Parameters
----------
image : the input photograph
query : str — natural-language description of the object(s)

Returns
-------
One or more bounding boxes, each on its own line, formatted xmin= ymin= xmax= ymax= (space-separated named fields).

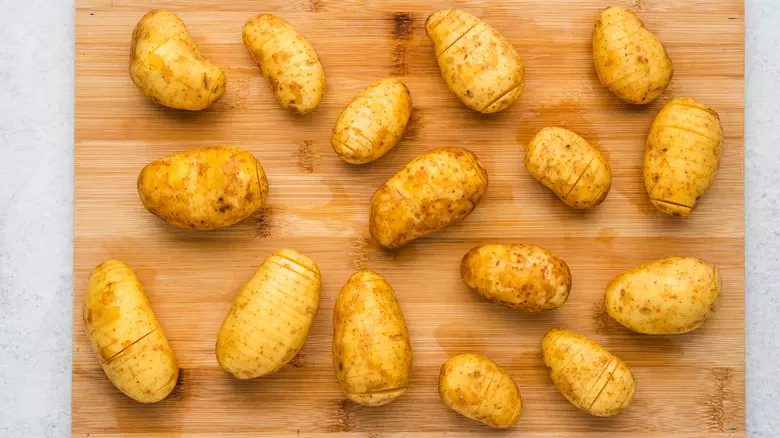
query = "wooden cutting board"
xmin=73 ymin=0 xmax=745 ymax=436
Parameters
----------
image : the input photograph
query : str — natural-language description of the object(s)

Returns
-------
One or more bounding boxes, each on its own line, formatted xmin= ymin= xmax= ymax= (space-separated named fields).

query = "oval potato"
xmin=129 ymin=9 xmax=226 ymax=110
xmin=333 ymin=270 xmax=413 ymax=406
xmin=592 ymin=6 xmax=673 ymax=104
xmin=331 ymin=78 xmax=413 ymax=164
xmin=525 ymin=127 xmax=611 ymax=209
xmin=137 ymin=146 xmax=268 ymax=230
xmin=439 ymin=353 xmax=522 ymax=428
xmin=461 ymin=244 xmax=571 ymax=311
xmin=605 ymin=257 xmax=721 ymax=334
xmin=216 ymin=249 xmax=321 ymax=379
xmin=369 ymin=147 xmax=488 ymax=249
xmin=542 ymin=328 xmax=635 ymax=417
xmin=644 ymin=98 xmax=723 ymax=216
xmin=83 ymin=260 xmax=178 ymax=403
xmin=426 ymin=9 xmax=524 ymax=113
xmin=243 ymin=14 xmax=326 ymax=114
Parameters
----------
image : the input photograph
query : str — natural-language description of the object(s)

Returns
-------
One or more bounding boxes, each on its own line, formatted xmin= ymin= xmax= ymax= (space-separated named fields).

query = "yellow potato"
xmin=592 ymin=6 xmax=673 ymax=104
xmin=369 ymin=147 xmax=488 ymax=249
xmin=606 ymin=257 xmax=721 ymax=334
xmin=426 ymin=9 xmax=524 ymax=114
xmin=216 ymin=249 xmax=321 ymax=379
xmin=644 ymin=98 xmax=723 ymax=216
xmin=129 ymin=9 xmax=226 ymax=110
xmin=333 ymin=270 xmax=412 ymax=406
xmin=331 ymin=78 xmax=412 ymax=164
xmin=439 ymin=353 xmax=522 ymax=428
xmin=461 ymin=244 xmax=571 ymax=311
xmin=525 ymin=127 xmax=611 ymax=209
xmin=137 ymin=146 xmax=268 ymax=230
xmin=83 ymin=261 xmax=178 ymax=403
xmin=243 ymin=14 xmax=326 ymax=114
xmin=542 ymin=328 xmax=635 ymax=417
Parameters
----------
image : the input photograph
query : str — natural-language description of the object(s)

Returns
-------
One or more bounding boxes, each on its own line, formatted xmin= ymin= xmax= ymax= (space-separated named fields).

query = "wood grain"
xmin=74 ymin=0 xmax=745 ymax=435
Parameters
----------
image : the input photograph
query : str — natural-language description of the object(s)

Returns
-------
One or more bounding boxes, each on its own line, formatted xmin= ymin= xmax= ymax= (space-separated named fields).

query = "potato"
xmin=592 ymin=6 xmax=673 ymax=104
xmin=137 ymin=146 xmax=268 ymax=230
xmin=542 ymin=328 xmax=635 ymax=417
xmin=605 ymin=257 xmax=721 ymax=334
xmin=426 ymin=9 xmax=524 ymax=114
xmin=129 ymin=10 xmax=226 ymax=110
xmin=216 ymin=249 xmax=321 ymax=379
xmin=333 ymin=270 xmax=412 ymax=406
xmin=83 ymin=261 xmax=178 ymax=403
xmin=461 ymin=244 xmax=571 ymax=311
xmin=369 ymin=148 xmax=488 ymax=249
xmin=525 ymin=127 xmax=611 ymax=209
xmin=243 ymin=14 xmax=326 ymax=114
xmin=439 ymin=353 xmax=522 ymax=428
xmin=644 ymin=98 xmax=723 ymax=216
xmin=331 ymin=78 xmax=412 ymax=164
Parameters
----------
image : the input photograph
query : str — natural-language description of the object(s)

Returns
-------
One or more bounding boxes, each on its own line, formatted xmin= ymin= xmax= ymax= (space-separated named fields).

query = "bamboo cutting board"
xmin=73 ymin=0 xmax=745 ymax=436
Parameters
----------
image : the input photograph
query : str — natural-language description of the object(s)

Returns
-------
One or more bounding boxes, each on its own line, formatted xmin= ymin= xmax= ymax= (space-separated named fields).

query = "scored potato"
xmin=369 ymin=147 xmax=488 ymax=249
xmin=439 ymin=353 xmax=522 ymax=428
xmin=137 ymin=146 xmax=268 ymax=230
xmin=461 ymin=244 xmax=571 ymax=311
xmin=83 ymin=260 xmax=178 ymax=403
xmin=525 ymin=127 xmax=611 ymax=209
xmin=592 ymin=6 xmax=673 ymax=104
xmin=243 ymin=14 xmax=326 ymax=114
xmin=542 ymin=328 xmax=635 ymax=416
xmin=333 ymin=270 xmax=412 ymax=406
xmin=331 ymin=78 xmax=413 ymax=164
xmin=644 ymin=98 xmax=723 ymax=216
xmin=216 ymin=249 xmax=321 ymax=379
xmin=606 ymin=257 xmax=722 ymax=334
xmin=129 ymin=9 xmax=226 ymax=110
xmin=426 ymin=9 xmax=524 ymax=113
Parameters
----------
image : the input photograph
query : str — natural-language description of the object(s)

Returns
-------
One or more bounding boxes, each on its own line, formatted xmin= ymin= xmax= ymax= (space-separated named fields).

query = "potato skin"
xmin=542 ymin=328 xmax=635 ymax=417
xmin=83 ymin=261 xmax=178 ymax=403
xmin=331 ymin=78 xmax=412 ymax=164
xmin=333 ymin=270 xmax=412 ymax=406
xmin=137 ymin=146 xmax=268 ymax=230
xmin=439 ymin=353 xmax=522 ymax=428
xmin=461 ymin=244 xmax=571 ymax=311
xmin=592 ymin=6 xmax=673 ymax=104
xmin=606 ymin=257 xmax=721 ymax=334
xmin=644 ymin=98 xmax=723 ymax=216
xmin=369 ymin=148 xmax=488 ymax=249
xmin=243 ymin=14 xmax=326 ymax=114
xmin=426 ymin=9 xmax=524 ymax=114
xmin=216 ymin=249 xmax=321 ymax=379
xmin=129 ymin=10 xmax=226 ymax=110
xmin=525 ymin=127 xmax=611 ymax=209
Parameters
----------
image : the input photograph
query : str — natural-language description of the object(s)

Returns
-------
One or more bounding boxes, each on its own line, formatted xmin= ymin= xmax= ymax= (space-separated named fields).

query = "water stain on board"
xmin=515 ymin=97 xmax=599 ymax=147
xmin=596 ymin=228 xmax=617 ymax=247
xmin=434 ymin=322 xmax=486 ymax=356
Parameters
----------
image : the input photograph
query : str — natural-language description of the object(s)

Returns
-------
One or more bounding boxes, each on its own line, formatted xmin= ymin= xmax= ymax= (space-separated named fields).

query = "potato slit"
xmin=229 ymin=323 xmax=284 ymax=367
xmin=656 ymin=124 xmax=720 ymax=143
xmin=555 ymin=342 xmax=588 ymax=373
xmin=473 ymin=371 xmax=498 ymax=417
xmin=563 ymin=155 xmax=597 ymax=198
xmin=342 ymin=125 xmax=377 ymax=148
xmin=102 ymin=328 xmax=158 ymax=364
xmin=436 ymin=21 xmax=481 ymax=59
xmin=669 ymin=100 xmax=716 ymax=115
xmin=140 ymin=35 xmax=177 ymax=63
xmin=426 ymin=9 xmax=455 ymax=33
xmin=604 ymin=65 xmax=649 ymax=88
xmin=273 ymin=252 xmax=320 ymax=278
xmin=350 ymin=386 xmax=406 ymax=395
xmin=582 ymin=357 xmax=616 ymax=403
xmin=650 ymin=198 xmax=695 ymax=209
xmin=266 ymin=259 xmax=318 ymax=283
xmin=479 ymin=82 xmax=522 ymax=113
xmin=586 ymin=363 xmax=620 ymax=411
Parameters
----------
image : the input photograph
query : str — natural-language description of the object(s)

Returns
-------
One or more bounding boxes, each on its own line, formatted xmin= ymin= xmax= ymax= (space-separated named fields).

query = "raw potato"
xmin=83 ymin=261 xmax=178 ymax=403
xmin=439 ymin=353 xmax=522 ymax=428
xmin=129 ymin=9 xmax=226 ymax=110
xmin=525 ymin=127 xmax=611 ymax=209
xmin=644 ymin=98 xmax=723 ymax=216
xmin=216 ymin=249 xmax=321 ymax=379
xmin=606 ymin=257 xmax=721 ymax=334
xmin=333 ymin=270 xmax=412 ymax=406
xmin=461 ymin=244 xmax=571 ymax=311
xmin=243 ymin=14 xmax=326 ymax=114
xmin=592 ymin=6 xmax=673 ymax=104
xmin=426 ymin=9 xmax=524 ymax=113
xmin=369 ymin=147 xmax=488 ymax=249
xmin=137 ymin=146 xmax=268 ymax=230
xmin=542 ymin=328 xmax=635 ymax=417
xmin=331 ymin=78 xmax=413 ymax=164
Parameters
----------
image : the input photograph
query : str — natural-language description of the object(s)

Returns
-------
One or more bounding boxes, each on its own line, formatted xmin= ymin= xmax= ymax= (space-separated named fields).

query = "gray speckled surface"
xmin=0 ymin=0 xmax=775 ymax=436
